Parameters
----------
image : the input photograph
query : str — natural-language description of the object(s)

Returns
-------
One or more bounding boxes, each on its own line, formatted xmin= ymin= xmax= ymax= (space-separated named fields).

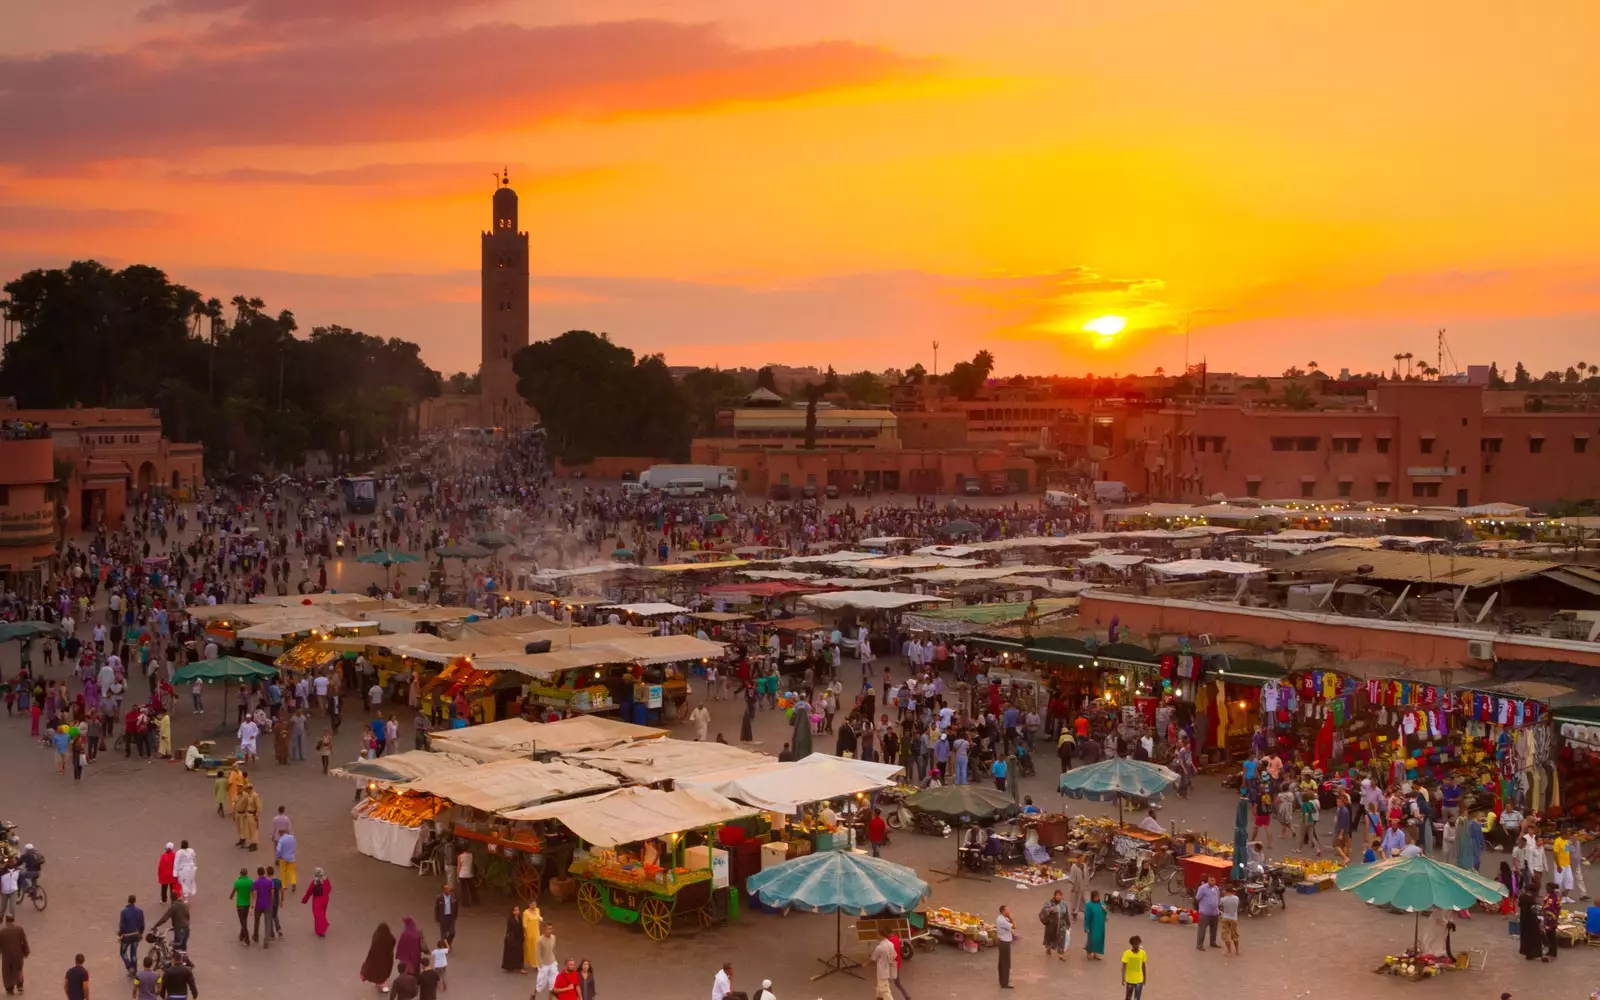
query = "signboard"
xmin=634 ymin=683 xmax=664 ymax=709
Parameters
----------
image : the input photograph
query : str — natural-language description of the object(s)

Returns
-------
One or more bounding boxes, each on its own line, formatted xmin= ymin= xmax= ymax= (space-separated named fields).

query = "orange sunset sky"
xmin=3 ymin=1 xmax=1598 ymax=378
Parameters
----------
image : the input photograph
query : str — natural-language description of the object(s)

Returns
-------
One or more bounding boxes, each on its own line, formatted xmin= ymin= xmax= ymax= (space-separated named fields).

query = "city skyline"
xmin=3 ymin=1 xmax=1598 ymax=378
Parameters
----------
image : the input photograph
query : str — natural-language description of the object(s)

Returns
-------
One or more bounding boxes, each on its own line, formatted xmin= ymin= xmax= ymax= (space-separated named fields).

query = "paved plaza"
xmin=0 ymin=578 xmax=1592 ymax=999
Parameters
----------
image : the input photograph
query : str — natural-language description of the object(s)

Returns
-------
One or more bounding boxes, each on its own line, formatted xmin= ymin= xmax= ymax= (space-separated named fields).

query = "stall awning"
xmin=1211 ymin=657 xmax=1288 ymax=686
xmin=330 ymin=750 xmax=485 ymax=786
xmin=675 ymin=752 xmax=903 ymax=813
xmin=399 ymin=758 xmax=620 ymax=813
xmin=501 ymin=786 xmax=759 ymax=847
xmin=427 ymin=716 xmax=665 ymax=760
xmin=599 ymin=603 xmax=690 ymax=617
xmin=563 ymin=739 xmax=774 ymax=784
xmin=802 ymin=592 xmax=952 ymax=611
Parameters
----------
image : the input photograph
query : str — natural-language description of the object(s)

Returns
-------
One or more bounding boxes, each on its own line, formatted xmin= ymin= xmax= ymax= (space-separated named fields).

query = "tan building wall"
xmin=0 ymin=436 xmax=56 ymax=577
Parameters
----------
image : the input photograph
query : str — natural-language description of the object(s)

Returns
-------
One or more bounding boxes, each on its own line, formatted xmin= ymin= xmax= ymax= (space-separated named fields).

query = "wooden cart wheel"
xmin=512 ymin=860 xmax=542 ymax=904
xmin=694 ymin=905 xmax=715 ymax=928
xmin=639 ymin=897 xmax=672 ymax=940
xmin=576 ymin=881 xmax=604 ymax=924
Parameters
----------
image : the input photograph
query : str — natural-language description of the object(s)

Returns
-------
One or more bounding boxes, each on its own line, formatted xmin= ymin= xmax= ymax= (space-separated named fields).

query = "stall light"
xmin=1237 ymin=701 xmax=1246 ymax=710
xmin=367 ymin=781 xmax=376 ymax=792
xmin=1103 ymin=691 xmax=1114 ymax=701
xmin=1118 ymin=674 xmax=1127 ymax=683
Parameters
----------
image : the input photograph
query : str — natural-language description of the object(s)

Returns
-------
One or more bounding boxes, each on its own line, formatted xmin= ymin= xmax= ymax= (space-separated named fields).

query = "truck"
xmin=1091 ymin=480 xmax=1129 ymax=504
xmin=338 ymin=475 xmax=378 ymax=514
xmin=638 ymin=465 xmax=738 ymax=494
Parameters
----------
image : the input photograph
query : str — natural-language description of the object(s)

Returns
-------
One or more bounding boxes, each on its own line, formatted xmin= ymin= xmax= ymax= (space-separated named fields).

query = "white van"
xmin=664 ymin=478 xmax=708 ymax=498
xmin=621 ymin=482 xmax=650 ymax=498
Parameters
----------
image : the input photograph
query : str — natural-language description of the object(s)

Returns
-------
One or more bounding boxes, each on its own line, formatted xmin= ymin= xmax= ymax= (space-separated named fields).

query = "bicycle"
xmin=17 ymin=881 xmax=46 ymax=912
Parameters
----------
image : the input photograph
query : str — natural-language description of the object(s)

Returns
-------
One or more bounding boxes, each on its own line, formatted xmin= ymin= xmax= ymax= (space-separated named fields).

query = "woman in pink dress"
xmin=301 ymin=867 xmax=332 ymax=936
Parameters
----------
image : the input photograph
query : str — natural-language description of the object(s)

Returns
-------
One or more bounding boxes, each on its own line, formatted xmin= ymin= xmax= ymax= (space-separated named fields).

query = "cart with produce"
xmin=454 ymin=824 xmax=549 ymax=904
xmin=501 ymin=785 xmax=758 ymax=942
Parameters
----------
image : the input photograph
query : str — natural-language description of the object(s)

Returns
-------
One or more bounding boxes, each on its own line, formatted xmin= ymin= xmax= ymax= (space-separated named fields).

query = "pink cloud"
xmin=0 ymin=21 xmax=930 ymax=165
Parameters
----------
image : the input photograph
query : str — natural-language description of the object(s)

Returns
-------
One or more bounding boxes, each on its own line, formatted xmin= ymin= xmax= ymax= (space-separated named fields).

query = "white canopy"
xmin=911 ymin=544 xmax=979 ymax=558
xmin=904 ymin=564 xmax=1065 ymax=584
xmin=330 ymin=750 xmax=485 ymax=786
xmin=857 ymin=536 xmax=913 ymax=547
xmin=563 ymin=739 xmax=773 ymax=784
xmin=427 ymin=716 xmax=664 ymax=760
xmin=399 ymin=758 xmax=620 ymax=814
xmin=1146 ymin=559 xmax=1267 ymax=577
xmin=502 ymin=785 xmax=758 ymax=847
xmin=802 ymin=591 xmax=953 ymax=611
xmin=599 ymin=603 xmax=690 ymax=617
xmin=1078 ymin=553 xmax=1148 ymax=569
xmin=849 ymin=556 xmax=982 ymax=572
xmin=777 ymin=551 xmax=882 ymax=565
xmin=677 ymin=752 xmax=903 ymax=812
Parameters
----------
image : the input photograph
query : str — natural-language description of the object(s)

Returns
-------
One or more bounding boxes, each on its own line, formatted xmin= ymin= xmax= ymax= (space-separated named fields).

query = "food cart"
xmin=398 ymin=758 xmax=621 ymax=904
xmin=504 ymin=786 xmax=759 ymax=940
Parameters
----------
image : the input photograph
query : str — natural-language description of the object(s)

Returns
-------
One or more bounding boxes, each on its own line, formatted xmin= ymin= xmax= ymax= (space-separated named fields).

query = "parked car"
xmin=802 ymin=484 xmax=818 ymax=500
xmin=963 ymin=480 xmax=982 ymax=496
xmin=825 ymin=484 xmax=840 ymax=499
xmin=620 ymin=469 xmax=637 ymax=482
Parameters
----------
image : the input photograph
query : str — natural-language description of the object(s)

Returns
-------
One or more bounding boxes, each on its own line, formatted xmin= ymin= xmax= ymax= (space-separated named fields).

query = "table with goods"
xmin=924 ymin=906 xmax=998 ymax=952
xmin=351 ymin=792 xmax=449 ymax=867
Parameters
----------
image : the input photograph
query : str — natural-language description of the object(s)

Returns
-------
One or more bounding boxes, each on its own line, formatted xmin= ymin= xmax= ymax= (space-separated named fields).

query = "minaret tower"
xmin=480 ymin=168 xmax=530 ymax=427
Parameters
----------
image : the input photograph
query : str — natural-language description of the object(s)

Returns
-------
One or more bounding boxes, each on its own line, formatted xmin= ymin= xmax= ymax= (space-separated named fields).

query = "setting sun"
xmin=1083 ymin=315 xmax=1127 ymax=337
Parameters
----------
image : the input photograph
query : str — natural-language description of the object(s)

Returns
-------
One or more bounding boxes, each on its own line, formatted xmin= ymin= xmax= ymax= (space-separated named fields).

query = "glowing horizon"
xmin=2 ymin=2 xmax=1597 ymax=379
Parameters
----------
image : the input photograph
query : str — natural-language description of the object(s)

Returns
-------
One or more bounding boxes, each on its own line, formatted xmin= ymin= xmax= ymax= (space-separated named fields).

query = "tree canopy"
xmin=0 ymin=260 xmax=440 ymax=470
xmin=513 ymin=330 xmax=690 ymax=463
xmin=941 ymin=349 xmax=996 ymax=400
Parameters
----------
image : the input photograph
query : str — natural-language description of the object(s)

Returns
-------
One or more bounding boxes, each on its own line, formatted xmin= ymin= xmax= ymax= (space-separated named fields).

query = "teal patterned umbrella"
xmin=747 ymin=848 xmax=929 ymax=979
xmin=1059 ymin=757 xmax=1178 ymax=827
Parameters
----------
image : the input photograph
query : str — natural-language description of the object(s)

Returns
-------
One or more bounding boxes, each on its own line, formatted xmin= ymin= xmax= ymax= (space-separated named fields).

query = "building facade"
xmin=1099 ymin=383 xmax=1600 ymax=506
xmin=0 ymin=431 xmax=56 ymax=579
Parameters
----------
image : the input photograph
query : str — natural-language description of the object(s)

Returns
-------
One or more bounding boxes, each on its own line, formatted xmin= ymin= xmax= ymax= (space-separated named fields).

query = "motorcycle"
xmin=896 ymin=804 xmax=951 ymax=837
xmin=1240 ymin=866 xmax=1291 ymax=916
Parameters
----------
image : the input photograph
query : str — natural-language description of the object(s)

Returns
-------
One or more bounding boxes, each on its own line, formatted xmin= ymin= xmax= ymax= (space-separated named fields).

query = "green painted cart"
xmin=571 ymin=863 xmax=717 ymax=941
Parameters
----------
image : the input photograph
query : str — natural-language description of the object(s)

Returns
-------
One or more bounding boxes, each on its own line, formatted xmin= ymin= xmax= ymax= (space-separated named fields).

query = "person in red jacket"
xmin=158 ymin=843 xmax=178 ymax=903
xmin=551 ymin=959 xmax=581 ymax=1000
xmin=867 ymin=808 xmax=889 ymax=858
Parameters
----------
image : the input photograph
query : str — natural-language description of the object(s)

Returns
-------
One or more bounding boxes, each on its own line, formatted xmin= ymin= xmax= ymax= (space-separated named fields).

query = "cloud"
xmin=0 ymin=21 xmax=929 ymax=165
xmin=138 ymin=0 xmax=508 ymax=28
xmin=164 ymin=162 xmax=625 ymax=201
xmin=0 ymin=205 xmax=173 ymax=231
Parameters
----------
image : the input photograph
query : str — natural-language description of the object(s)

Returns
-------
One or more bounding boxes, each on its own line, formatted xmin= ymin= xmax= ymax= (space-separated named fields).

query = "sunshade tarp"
xmin=564 ymin=738 xmax=774 ymax=784
xmin=1333 ymin=854 xmax=1507 ymax=912
xmin=0 ymin=621 xmax=62 ymax=641
xmin=909 ymin=598 xmax=1079 ymax=626
xmin=427 ymin=716 xmax=665 ymax=759
xmin=502 ymin=785 xmax=758 ymax=847
xmin=574 ymin=633 xmax=726 ymax=665
xmin=903 ymin=784 xmax=1018 ymax=824
xmin=399 ymin=758 xmax=619 ymax=814
xmin=677 ymin=752 xmax=902 ymax=812
xmin=1059 ymin=758 xmax=1179 ymax=802
xmin=172 ymin=656 xmax=277 ymax=682
xmin=1146 ymin=559 xmax=1267 ymax=578
xmin=598 ymin=603 xmax=690 ymax=617
xmin=331 ymin=750 xmax=483 ymax=786
xmin=746 ymin=850 xmax=929 ymax=915
xmin=802 ymin=592 xmax=953 ymax=611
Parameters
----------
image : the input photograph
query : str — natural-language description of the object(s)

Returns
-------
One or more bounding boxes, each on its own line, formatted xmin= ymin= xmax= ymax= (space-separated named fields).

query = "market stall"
xmin=350 ymin=792 xmax=451 ymax=867
xmin=562 ymin=738 xmax=774 ymax=787
xmin=505 ymin=786 xmax=760 ymax=940
xmin=425 ymin=715 xmax=665 ymax=761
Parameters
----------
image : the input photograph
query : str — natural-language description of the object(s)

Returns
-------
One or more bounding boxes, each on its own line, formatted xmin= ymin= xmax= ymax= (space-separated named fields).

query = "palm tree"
xmin=1588 ymin=364 xmax=1598 ymax=380
xmin=1153 ymin=366 xmax=1165 ymax=377
xmin=1393 ymin=353 xmax=1404 ymax=378
xmin=1307 ymin=361 xmax=1319 ymax=371
xmin=1402 ymin=352 xmax=1415 ymax=378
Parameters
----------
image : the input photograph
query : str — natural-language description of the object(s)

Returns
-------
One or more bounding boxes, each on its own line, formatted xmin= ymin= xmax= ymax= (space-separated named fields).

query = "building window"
xmin=1300 ymin=480 xmax=1315 ymax=498
xmin=1529 ymin=437 xmax=1544 ymax=454
xmin=1210 ymin=436 xmax=1225 ymax=452
xmin=1419 ymin=437 xmax=1435 ymax=454
xmin=1296 ymin=437 xmax=1318 ymax=451
xmin=1270 ymin=437 xmax=1294 ymax=452
xmin=1456 ymin=488 xmax=1469 ymax=506
xmin=1376 ymin=437 xmax=1391 ymax=454
xmin=0 ymin=485 xmax=7 ymax=504
xmin=1411 ymin=481 xmax=1441 ymax=499
xmin=1338 ymin=480 xmax=1353 ymax=497
xmin=1578 ymin=437 xmax=1591 ymax=454
xmin=1480 ymin=437 xmax=1502 ymax=453
xmin=1245 ymin=480 xmax=1261 ymax=497
xmin=1374 ymin=480 xmax=1390 ymax=498
xmin=1331 ymin=437 xmax=1360 ymax=453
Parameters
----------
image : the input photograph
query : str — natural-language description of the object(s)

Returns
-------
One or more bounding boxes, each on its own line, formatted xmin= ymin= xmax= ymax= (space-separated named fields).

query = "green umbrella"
xmin=1058 ymin=757 xmax=1179 ymax=828
xmin=472 ymin=531 xmax=516 ymax=549
xmin=746 ymin=849 xmax=930 ymax=980
xmin=0 ymin=621 xmax=61 ymax=642
xmin=939 ymin=520 xmax=980 ymax=537
xmin=1333 ymin=854 xmax=1507 ymax=952
xmin=702 ymin=512 xmax=728 ymax=523
xmin=611 ymin=548 xmax=634 ymax=560
xmin=172 ymin=656 xmax=277 ymax=683
xmin=355 ymin=550 xmax=420 ymax=567
xmin=904 ymin=784 xmax=1017 ymax=824
xmin=436 ymin=543 xmax=491 ymax=560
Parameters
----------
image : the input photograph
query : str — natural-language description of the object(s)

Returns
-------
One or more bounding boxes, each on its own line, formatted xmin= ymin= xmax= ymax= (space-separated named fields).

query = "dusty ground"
xmin=1 ymin=556 xmax=1592 ymax=999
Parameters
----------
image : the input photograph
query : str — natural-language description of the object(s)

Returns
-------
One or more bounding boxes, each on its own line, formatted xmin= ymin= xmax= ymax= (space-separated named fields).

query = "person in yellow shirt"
xmin=1553 ymin=835 xmax=1574 ymax=898
xmin=1120 ymin=934 xmax=1148 ymax=1000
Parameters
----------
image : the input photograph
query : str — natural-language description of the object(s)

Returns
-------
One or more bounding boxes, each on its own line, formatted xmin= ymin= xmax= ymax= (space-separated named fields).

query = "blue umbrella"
xmin=1232 ymin=793 xmax=1250 ymax=880
xmin=747 ymin=848 xmax=930 ymax=980
xmin=1059 ymin=757 xmax=1179 ymax=827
